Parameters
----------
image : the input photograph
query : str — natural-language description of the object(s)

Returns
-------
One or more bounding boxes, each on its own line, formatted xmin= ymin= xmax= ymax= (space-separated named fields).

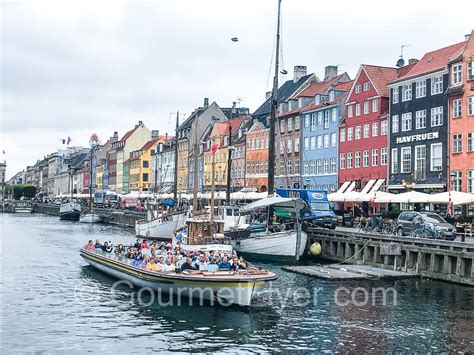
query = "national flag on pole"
xmin=67 ymin=137 xmax=71 ymax=145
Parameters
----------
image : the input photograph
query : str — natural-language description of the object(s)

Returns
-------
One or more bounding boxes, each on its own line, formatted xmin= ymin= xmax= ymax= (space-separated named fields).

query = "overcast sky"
xmin=2 ymin=0 xmax=473 ymax=178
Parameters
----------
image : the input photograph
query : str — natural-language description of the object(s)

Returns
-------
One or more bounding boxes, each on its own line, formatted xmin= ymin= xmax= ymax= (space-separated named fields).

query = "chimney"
xmin=136 ymin=120 xmax=143 ymax=127
xmin=324 ymin=65 xmax=338 ymax=81
xmin=231 ymin=101 xmax=237 ymax=118
xmin=203 ymin=98 xmax=209 ymax=108
xmin=165 ymin=132 xmax=168 ymax=141
xmin=408 ymin=58 xmax=419 ymax=65
xmin=151 ymin=130 xmax=159 ymax=139
xmin=293 ymin=65 xmax=307 ymax=82
xmin=266 ymin=91 xmax=272 ymax=100
xmin=112 ymin=131 xmax=118 ymax=140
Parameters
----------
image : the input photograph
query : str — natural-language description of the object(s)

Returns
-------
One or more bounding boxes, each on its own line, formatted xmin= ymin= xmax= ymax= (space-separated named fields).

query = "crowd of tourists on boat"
xmin=84 ymin=239 xmax=249 ymax=273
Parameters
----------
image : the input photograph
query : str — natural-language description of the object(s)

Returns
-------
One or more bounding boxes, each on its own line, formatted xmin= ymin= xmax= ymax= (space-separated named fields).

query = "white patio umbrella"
xmin=389 ymin=190 xmax=432 ymax=204
xmin=328 ymin=191 xmax=365 ymax=203
xmin=366 ymin=191 xmax=398 ymax=203
xmin=427 ymin=190 xmax=474 ymax=205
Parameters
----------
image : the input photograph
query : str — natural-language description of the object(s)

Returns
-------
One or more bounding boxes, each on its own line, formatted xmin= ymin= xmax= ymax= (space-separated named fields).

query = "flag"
xmin=211 ymin=142 xmax=219 ymax=154
xmin=67 ymin=137 xmax=71 ymax=145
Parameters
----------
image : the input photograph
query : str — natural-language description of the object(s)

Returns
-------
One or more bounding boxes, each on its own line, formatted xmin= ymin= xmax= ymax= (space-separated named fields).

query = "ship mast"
xmin=192 ymin=109 xmax=199 ymax=213
xmin=173 ymin=111 xmax=179 ymax=201
xmin=267 ymin=0 xmax=282 ymax=195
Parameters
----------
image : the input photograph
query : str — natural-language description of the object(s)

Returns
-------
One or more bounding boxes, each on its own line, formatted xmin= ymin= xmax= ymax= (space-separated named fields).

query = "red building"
xmin=338 ymin=64 xmax=413 ymax=198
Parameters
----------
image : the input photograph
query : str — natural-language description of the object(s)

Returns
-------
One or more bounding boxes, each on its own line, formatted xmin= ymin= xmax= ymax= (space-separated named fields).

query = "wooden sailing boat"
xmin=59 ymin=159 xmax=82 ymax=221
xmin=80 ymin=134 xmax=101 ymax=223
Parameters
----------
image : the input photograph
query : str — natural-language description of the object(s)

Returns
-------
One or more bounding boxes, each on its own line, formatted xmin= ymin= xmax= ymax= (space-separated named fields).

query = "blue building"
xmin=301 ymin=80 xmax=352 ymax=192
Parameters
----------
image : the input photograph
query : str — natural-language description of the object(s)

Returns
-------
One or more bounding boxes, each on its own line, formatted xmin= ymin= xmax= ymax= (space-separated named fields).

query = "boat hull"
xmin=135 ymin=213 xmax=186 ymax=240
xmin=80 ymin=213 xmax=101 ymax=223
xmin=60 ymin=202 xmax=82 ymax=221
xmin=80 ymin=250 xmax=274 ymax=307
xmin=232 ymin=231 xmax=308 ymax=262
xmin=14 ymin=208 xmax=33 ymax=213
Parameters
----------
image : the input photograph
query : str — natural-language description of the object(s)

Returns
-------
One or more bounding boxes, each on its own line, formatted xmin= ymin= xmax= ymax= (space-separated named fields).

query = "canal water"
xmin=2 ymin=214 xmax=474 ymax=353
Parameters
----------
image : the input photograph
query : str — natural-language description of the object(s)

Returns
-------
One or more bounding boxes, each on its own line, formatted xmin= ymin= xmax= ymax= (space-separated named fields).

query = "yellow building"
xmin=96 ymin=165 xmax=103 ymax=190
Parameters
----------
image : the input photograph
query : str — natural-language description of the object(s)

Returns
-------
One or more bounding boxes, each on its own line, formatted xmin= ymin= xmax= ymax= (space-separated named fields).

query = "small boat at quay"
xmin=136 ymin=210 xmax=187 ymax=241
xmin=80 ymin=213 xmax=101 ymax=223
xmin=60 ymin=201 xmax=82 ymax=221
xmin=80 ymin=248 xmax=277 ymax=307
xmin=13 ymin=200 xmax=34 ymax=213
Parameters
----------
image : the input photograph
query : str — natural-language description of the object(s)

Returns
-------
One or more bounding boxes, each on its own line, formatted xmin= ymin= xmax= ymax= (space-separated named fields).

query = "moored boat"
xmin=136 ymin=210 xmax=186 ymax=240
xmin=13 ymin=200 xmax=34 ymax=213
xmin=60 ymin=201 xmax=82 ymax=221
xmin=80 ymin=213 xmax=101 ymax=223
xmin=80 ymin=248 xmax=276 ymax=306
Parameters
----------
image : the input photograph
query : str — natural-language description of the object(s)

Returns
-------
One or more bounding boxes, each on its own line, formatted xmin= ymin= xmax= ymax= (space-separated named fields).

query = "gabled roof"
xmin=120 ymin=125 xmax=140 ymax=142
xmin=361 ymin=65 xmax=401 ymax=97
xmin=391 ymin=41 xmax=466 ymax=83
xmin=296 ymin=74 xmax=347 ymax=98
xmin=252 ymin=74 xmax=314 ymax=117
xmin=333 ymin=80 xmax=354 ymax=92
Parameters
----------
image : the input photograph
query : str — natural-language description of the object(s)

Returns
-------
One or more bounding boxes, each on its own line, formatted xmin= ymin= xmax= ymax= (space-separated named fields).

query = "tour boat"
xmin=80 ymin=248 xmax=276 ymax=307
xmin=80 ymin=213 xmax=101 ymax=223
xmin=59 ymin=201 xmax=82 ymax=221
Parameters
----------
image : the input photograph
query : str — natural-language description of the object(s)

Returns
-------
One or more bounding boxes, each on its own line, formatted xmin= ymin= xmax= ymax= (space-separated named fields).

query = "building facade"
xmin=245 ymin=121 xmax=269 ymax=191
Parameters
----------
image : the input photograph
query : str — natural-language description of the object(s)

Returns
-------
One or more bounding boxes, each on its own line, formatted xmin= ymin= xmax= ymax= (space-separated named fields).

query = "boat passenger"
xmin=102 ymin=241 xmax=113 ymax=253
xmin=218 ymin=256 xmax=231 ymax=270
xmin=148 ymin=258 xmax=158 ymax=272
xmin=134 ymin=239 xmax=141 ymax=249
xmin=163 ymin=259 xmax=175 ymax=272
xmin=95 ymin=239 xmax=102 ymax=249
xmin=180 ymin=257 xmax=197 ymax=272
xmin=85 ymin=240 xmax=95 ymax=250
xmin=141 ymin=240 xmax=149 ymax=249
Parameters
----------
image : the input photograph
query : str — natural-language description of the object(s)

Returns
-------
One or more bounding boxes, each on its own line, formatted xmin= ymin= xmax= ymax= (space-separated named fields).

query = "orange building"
xmin=449 ymin=31 xmax=474 ymax=193
xmin=245 ymin=121 xmax=269 ymax=192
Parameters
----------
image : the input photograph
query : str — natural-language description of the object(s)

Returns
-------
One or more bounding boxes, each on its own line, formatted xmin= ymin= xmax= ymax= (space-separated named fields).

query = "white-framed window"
xmin=392 ymin=87 xmax=399 ymax=104
xmin=372 ymin=99 xmax=378 ymax=112
xmin=392 ymin=115 xmax=399 ymax=133
xmin=294 ymin=139 xmax=300 ymax=153
xmin=363 ymin=82 xmax=370 ymax=91
xmin=453 ymin=99 xmax=462 ymax=118
xmin=355 ymin=151 xmax=361 ymax=168
xmin=372 ymin=122 xmax=378 ymax=137
xmin=303 ymin=161 xmax=309 ymax=175
xmin=355 ymin=125 xmax=361 ymax=140
xmin=363 ymin=150 xmax=369 ymax=167
xmin=340 ymin=153 xmax=346 ymax=169
xmin=451 ymin=171 xmax=461 ymax=191
xmin=372 ymin=149 xmax=378 ymax=166
xmin=391 ymin=148 xmax=398 ymax=174
xmin=340 ymin=128 xmax=346 ymax=142
xmin=347 ymin=127 xmax=353 ymax=141
xmin=348 ymin=105 xmax=353 ymax=118
xmin=468 ymin=132 xmax=474 ymax=152
xmin=324 ymin=111 xmax=330 ymax=129
xmin=317 ymin=112 xmax=323 ymax=126
xmin=332 ymin=108 xmax=337 ymax=122
xmin=287 ymin=117 xmax=293 ymax=131
xmin=304 ymin=114 xmax=310 ymax=128
xmin=287 ymin=139 xmax=292 ymax=153
xmin=355 ymin=84 xmax=361 ymax=93
xmin=381 ymin=147 xmax=388 ymax=165
xmin=317 ymin=160 xmax=322 ymax=175
xmin=330 ymin=158 xmax=336 ymax=174
xmin=431 ymin=106 xmax=443 ymax=127
xmin=280 ymin=119 xmax=285 ymax=133
xmin=468 ymin=170 xmax=474 ymax=193
xmin=402 ymin=84 xmax=412 ymax=101
xmin=329 ymin=91 xmax=335 ymax=101
xmin=468 ymin=61 xmax=474 ymax=81
xmin=310 ymin=160 xmax=316 ymax=175
xmin=431 ymin=76 xmax=443 ymax=95
xmin=317 ymin=135 xmax=322 ymax=149
xmin=469 ymin=96 xmax=474 ymax=116
xmin=415 ymin=110 xmax=426 ymax=129
xmin=323 ymin=159 xmax=329 ymax=174
xmin=287 ymin=160 xmax=292 ymax=175
xmin=355 ymin=104 xmax=361 ymax=116
xmin=295 ymin=159 xmax=300 ymax=174
xmin=310 ymin=136 xmax=316 ymax=150
xmin=401 ymin=147 xmax=411 ymax=173
xmin=430 ymin=143 xmax=443 ymax=171
xmin=415 ymin=80 xmax=426 ymax=98
xmin=310 ymin=114 xmax=316 ymax=131
xmin=453 ymin=133 xmax=462 ymax=154
xmin=304 ymin=137 xmax=309 ymax=150
xmin=363 ymin=124 xmax=369 ymax=138
xmin=295 ymin=116 xmax=300 ymax=130
xmin=279 ymin=141 xmax=284 ymax=155
xmin=323 ymin=134 xmax=329 ymax=148
xmin=451 ymin=63 xmax=462 ymax=86
xmin=415 ymin=145 xmax=427 ymax=181
xmin=330 ymin=133 xmax=336 ymax=147
xmin=363 ymin=101 xmax=369 ymax=114
xmin=381 ymin=120 xmax=388 ymax=135
xmin=347 ymin=152 xmax=353 ymax=168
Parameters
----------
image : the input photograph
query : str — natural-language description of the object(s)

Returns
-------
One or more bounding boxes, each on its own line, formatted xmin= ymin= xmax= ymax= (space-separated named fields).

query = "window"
xmin=347 ymin=127 xmax=353 ymax=141
xmin=363 ymin=150 xmax=369 ymax=167
xmin=355 ymin=125 xmax=361 ymax=139
xmin=347 ymin=152 xmax=353 ymax=168
xmin=469 ymin=97 xmax=474 ymax=116
xmin=381 ymin=147 xmax=388 ymax=165
xmin=393 ymin=87 xmax=399 ymax=104
xmin=331 ymin=133 xmax=336 ymax=147
xmin=317 ymin=112 xmax=323 ymax=126
xmin=287 ymin=139 xmax=292 ymax=153
xmin=324 ymin=111 xmax=330 ymax=129
xmin=392 ymin=115 xmax=399 ymax=133
xmin=372 ymin=149 xmax=378 ymax=166
xmin=316 ymin=160 xmax=322 ymax=175
xmin=310 ymin=160 xmax=316 ymax=175
xmin=317 ymin=135 xmax=323 ymax=149
xmin=295 ymin=116 xmax=300 ymax=130
xmin=287 ymin=117 xmax=293 ymax=131
xmin=451 ymin=63 xmax=462 ymax=86
xmin=142 ymin=173 xmax=149 ymax=182
xmin=329 ymin=91 xmax=335 ymax=101
xmin=294 ymin=139 xmax=300 ymax=153
xmin=363 ymin=101 xmax=369 ymax=114
xmin=468 ymin=61 xmax=474 ymax=81
xmin=415 ymin=80 xmax=426 ymax=98
xmin=453 ymin=134 xmax=462 ymax=153
xmin=468 ymin=170 xmax=474 ymax=193
xmin=279 ymin=141 xmax=284 ymax=155
xmin=355 ymin=104 xmax=361 ymax=116
xmin=414 ymin=145 xmax=426 ymax=181
xmin=287 ymin=160 xmax=292 ymax=175
xmin=355 ymin=151 xmax=361 ymax=168
xmin=279 ymin=161 xmax=285 ymax=175
xmin=311 ymin=114 xmax=316 ymax=131
xmin=280 ymin=119 xmax=285 ymax=133
xmin=415 ymin=110 xmax=426 ymax=129
xmin=310 ymin=136 xmax=316 ymax=150
xmin=401 ymin=147 xmax=411 ymax=173
xmin=295 ymin=159 xmax=300 ymax=174
xmin=372 ymin=99 xmax=378 ymax=112
xmin=348 ymin=105 xmax=353 ymax=118
xmin=431 ymin=76 xmax=443 ymax=95
xmin=452 ymin=171 xmax=462 ymax=191
xmin=303 ymin=161 xmax=309 ymax=175
xmin=330 ymin=158 xmax=336 ymax=174
xmin=323 ymin=159 xmax=329 ymax=174
xmin=363 ymin=124 xmax=369 ymax=138
xmin=431 ymin=106 xmax=443 ymax=127
xmin=453 ymin=99 xmax=462 ymax=118
xmin=364 ymin=82 xmax=370 ymax=91
xmin=372 ymin=122 xmax=378 ymax=137
xmin=322 ymin=134 xmax=329 ymax=148
xmin=304 ymin=114 xmax=310 ymax=128
xmin=143 ymin=160 xmax=149 ymax=168
xmin=381 ymin=120 xmax=388 ymax=135
xmin=430 ymin=143 xmax=443 ymax=171
xmin=340 ymin=154 xmax=346 ymax=169
xmin=468 ymin=132 xmax=474 ymax=152
xmin=391 ymin=148 xmax=398 ymax=174
xmin=332 ymin=108 xmax=337 ymax=122
xmin=304 ymin=137 xmax=309 ymax=150
xmin=402 ymin=84 xmax=412 ymax=101
xmin=355 ymin=84 xmax=361 ymax=93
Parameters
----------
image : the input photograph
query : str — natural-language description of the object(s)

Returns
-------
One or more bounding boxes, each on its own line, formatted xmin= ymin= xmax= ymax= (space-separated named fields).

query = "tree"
xmin=5 ymin=184 xmax=37 ymax=200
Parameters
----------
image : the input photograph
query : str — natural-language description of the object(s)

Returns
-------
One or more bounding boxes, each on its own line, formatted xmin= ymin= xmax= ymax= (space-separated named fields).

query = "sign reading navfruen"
xmin=396 ymin=132 xmax=439 ymax=144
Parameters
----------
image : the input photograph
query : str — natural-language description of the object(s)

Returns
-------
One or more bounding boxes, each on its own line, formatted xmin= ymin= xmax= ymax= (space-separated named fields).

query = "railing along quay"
xmin=307 ymin=227 xmax=474 ymax=286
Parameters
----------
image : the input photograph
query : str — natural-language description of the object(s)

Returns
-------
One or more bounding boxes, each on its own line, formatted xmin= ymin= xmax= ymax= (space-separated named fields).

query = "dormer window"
xmin=238 ymin=129 xmax=242 ymax=139
xmin=329 ymin=91 xmax=335 ymax=101
xmin=315 ymin=95 xmax=320 ymax=105
xmin=298 ymin=98 xmax=303 ymax=108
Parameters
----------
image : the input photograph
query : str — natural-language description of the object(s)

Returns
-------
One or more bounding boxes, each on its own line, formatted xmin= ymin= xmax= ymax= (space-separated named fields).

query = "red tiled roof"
xmin=120 ymin=125 xmax=141 ymax=142
xmin=361 ymin=65 xmax=401 ymax=97
xmin=391 ymin=41 xmax=466 ymax=82
xmin=140 ymin=138 xmax=158 ymax=152
xmin=333 ymin=80 xmax=354 ymax=92
xmin=296 ymin=74 xmax=346 ymax=98
xmin=214 ymin=116 xmax=244 ymax=136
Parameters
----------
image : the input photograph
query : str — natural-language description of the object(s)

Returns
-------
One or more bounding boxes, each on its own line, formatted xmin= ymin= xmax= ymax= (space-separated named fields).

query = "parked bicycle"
xmin=410 ymin=217 xmax=447 ymax=240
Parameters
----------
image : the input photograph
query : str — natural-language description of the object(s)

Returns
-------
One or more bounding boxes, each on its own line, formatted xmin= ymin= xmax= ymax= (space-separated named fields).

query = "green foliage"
xmin=5 ymin=184 xmax=37 ymax=200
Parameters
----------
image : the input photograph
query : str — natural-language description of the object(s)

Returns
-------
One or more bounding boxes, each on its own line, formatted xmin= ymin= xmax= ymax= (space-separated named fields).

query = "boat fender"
xmin=309 ymin=242 xmax=321 ymax=256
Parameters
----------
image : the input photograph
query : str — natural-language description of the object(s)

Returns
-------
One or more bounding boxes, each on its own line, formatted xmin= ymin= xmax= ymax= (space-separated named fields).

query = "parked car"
xmin=396 ymin=211 xmax=457 ymax=240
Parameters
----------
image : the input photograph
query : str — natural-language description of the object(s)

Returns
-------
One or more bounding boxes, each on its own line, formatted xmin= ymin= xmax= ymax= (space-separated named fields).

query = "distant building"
xmin=230 ymin=117 xmax=252 ymax=190
xmin=0 ymin=161 xmax=6 ymax=203
xmin=245 ymin=121 xmax=269 ymax=192
xmin=153 ymin=138 xmax=176 ymax=194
